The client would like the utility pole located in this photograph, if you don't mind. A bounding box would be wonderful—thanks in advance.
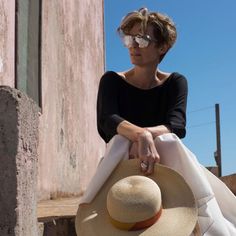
[215,103,222,177]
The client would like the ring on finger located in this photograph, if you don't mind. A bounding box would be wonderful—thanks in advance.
[141,161,148,169]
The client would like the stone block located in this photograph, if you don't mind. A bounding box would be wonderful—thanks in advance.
[0,86,39,236]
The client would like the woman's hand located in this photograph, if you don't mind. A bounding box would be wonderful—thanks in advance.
[117,120,160,174]
[129,142,139,159]
[137,130,160,175]
[146,125,171,139]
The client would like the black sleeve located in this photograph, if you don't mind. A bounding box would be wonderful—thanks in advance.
[97,71,124,143]
[166,74,188,138]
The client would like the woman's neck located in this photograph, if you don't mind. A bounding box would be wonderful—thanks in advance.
[126,66,159,89]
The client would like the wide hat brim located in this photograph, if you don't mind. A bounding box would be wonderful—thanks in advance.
[76,159,198,236]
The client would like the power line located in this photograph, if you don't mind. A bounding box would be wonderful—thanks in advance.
[187,106,214,114]
[187,105,215,129]
[187,121,215,129]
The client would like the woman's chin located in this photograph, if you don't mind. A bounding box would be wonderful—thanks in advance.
[130,58,143,66]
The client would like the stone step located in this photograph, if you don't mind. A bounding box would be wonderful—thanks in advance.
[37,197,80,236]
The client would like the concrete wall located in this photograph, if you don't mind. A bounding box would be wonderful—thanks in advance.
[0,0,105,201]
[38,0,105,200]
[0,1,15,87]
[0,86,39,236]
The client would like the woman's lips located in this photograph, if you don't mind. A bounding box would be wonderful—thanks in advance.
[130,53,141,57]
[129,49,141,57]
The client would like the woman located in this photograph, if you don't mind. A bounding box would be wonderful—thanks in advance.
[97,7,187,175]
[77,8,236,235]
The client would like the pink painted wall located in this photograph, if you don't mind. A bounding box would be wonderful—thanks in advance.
[0,1,15,87]
[38,0,105,200]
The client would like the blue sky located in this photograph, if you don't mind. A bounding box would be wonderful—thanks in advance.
[104,0,236,176]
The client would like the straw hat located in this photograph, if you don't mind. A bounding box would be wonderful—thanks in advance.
[76,159,197,236]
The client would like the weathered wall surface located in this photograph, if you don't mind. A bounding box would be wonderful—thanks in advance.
[0,1,15,87]
[220,174,236,195]
[38,0,105,200]
[0,86,39,236]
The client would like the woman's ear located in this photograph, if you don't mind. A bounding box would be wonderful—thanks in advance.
[160,44,169,54]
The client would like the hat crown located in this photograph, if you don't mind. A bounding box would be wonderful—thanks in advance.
[107,175,162,223]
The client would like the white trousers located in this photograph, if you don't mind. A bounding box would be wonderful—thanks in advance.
[80,133,236,236]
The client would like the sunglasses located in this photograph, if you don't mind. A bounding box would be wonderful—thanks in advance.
[121,34,158,48]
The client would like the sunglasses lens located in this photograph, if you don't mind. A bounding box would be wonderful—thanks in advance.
[122,35,133,48]
[135,37,149,48]
[121,35,150,48]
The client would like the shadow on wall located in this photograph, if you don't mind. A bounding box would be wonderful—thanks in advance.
[0,87,18,234]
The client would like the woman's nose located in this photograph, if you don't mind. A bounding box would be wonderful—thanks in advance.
[131,38,139,48]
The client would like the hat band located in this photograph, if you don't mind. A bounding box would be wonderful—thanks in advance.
[109,206,162,231]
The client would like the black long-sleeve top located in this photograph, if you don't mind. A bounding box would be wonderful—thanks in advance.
[97,71,188,143]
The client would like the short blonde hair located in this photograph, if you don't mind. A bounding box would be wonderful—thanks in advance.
[117,8,177,50]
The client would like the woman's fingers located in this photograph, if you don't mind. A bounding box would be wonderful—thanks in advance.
[146,160,155,175]
[140,156,157,175]
[140,160,148,172]
[137,131,160,175]
[129,142,138,159]
[154,151,160,163]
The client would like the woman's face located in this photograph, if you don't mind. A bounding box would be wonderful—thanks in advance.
[127,23,163,67]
